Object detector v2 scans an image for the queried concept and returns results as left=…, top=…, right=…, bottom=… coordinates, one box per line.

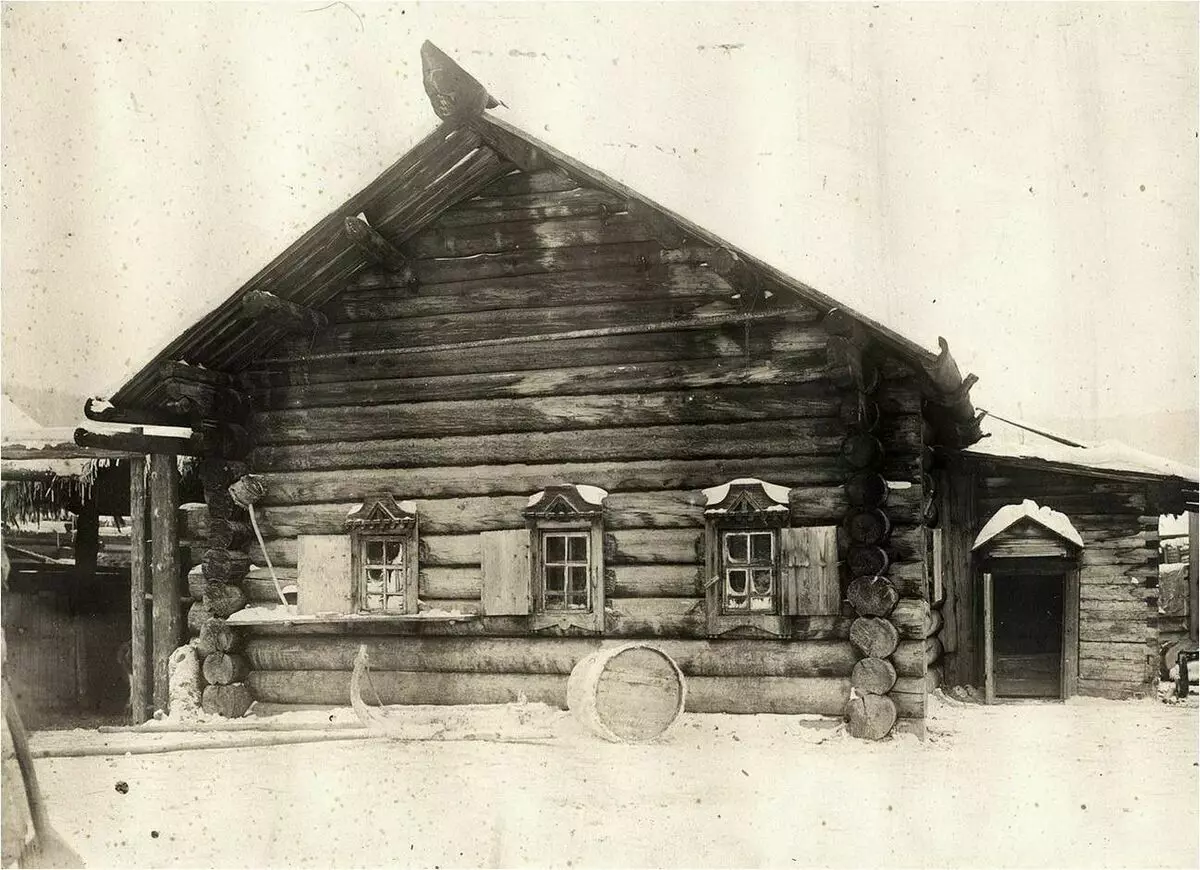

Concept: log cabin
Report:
left=77, top=43, right=1198, bottom=737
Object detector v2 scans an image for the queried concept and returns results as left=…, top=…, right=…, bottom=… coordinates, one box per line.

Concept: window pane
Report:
left=364, top=593, right=384, bottom=612
left=385, top=594, right=406, bottom=613
left=365, top=540, right=384, bottom=564
left=545, top=565, right=565, bottom=593
left=727, top=594, right=747, bottom=610
left=567, top=535, right=587, bottom=562
left=725, top=533, right=747, bottom=563
left=727, top=569, right=747, bottom=595
left=752, top=569, right=774, bottom=595
left=387, top=542, right=404, bottom=565
left=750, top=533, right=773, bottom=563
left=385, top=568, right=405, bottom=594
left=545, top=534, right=566, bottom=563
left=750, top=596, right=773, bottom=612
left=365, top=568, right=383, bottom=592
left=569, top=565, right=588, bottom=598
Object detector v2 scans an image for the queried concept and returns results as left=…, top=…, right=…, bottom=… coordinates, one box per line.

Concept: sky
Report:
left=2, top=3, right=1197, bottom=457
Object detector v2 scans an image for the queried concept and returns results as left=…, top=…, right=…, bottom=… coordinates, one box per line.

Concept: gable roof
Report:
left=973, top=499, right=1084, bottom=551
left=102, top=43, right=981, bottom=445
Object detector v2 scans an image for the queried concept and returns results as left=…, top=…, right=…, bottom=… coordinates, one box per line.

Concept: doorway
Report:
left=989, top=570, right=1064, bottom=698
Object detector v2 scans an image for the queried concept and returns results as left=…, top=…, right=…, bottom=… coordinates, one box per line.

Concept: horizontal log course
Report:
left=406, top=239, right=662, bottom=285
left=195, top=619, right=237, bottom=657
left=203, top=549, right=251, bottom=583
left=851, top=657, right=897, bottom=695
left=892, top=640, right=935, bottom=677
left=242, top=636, right=860, bottom=677
left=248, top=319, right=826, bottom=385
left=605, top=597, right=706, bottom=637
left=203, top=582, right=248, bottom=619
left=889, top=688, right=926, bottom=720
left=240, top=290, right=328, bottom=334
left=274, top=295, right=778, bottom=357
left=332, top=264, right=736, bottom=322
left=1080, top=601, right=1157, bottom=618
left=201, top=683, right=254, bottom=718
left=402, top=210, right=657, bottom=260
left=846, top=695, right=897, bottom=739
left=1078, top=641, right=1155, bottom=662
left=1078, top=658, right=1150, bottom=683
left=1080, top=584, right=1158, bottom=602
left=247, top=457, right=856, bottom=508
left=477, top=167, right=580, bottom=197
left=432, top=186, right=626, bottom=229
left=246, top=668, right=855, bottom=715
left=1079, top=618, right=1151, bottom=644
left=250, top=385, right=848, bottom=446
left=251, top=417, right=900, bottom=473
left=977, top=492, right=1148, bottom=517
left=248, top=351, right=837, bottom=412
left=1076, top=678, right=1150, bottom=700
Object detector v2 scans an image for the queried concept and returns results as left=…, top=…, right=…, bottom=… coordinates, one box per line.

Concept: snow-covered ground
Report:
left=29, top=693, right=1199, bottom=869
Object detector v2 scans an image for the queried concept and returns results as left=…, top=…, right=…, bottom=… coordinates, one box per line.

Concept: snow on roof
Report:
left=526, top=484, right=609, bottom=508
left=701, top=478, right=792, bottom=507
left=973, top=499, right=1084, bottom=550
left=967, top=417, right=1198, bottom=483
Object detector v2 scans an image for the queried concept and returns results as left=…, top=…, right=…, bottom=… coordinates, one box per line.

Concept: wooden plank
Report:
left=609, top=565, right=700, bottom=598
left=684, top=676, right=851, bottom=715
left=251, top=385, right=846, bottom=446
left=780, top=526, right=840, bottom=616
left=296, top=535, right=353, bottom=615
left=1076, top=677, right=1149, bottom=699
left=150, top=454, right=182, bottom=712
left=1078, top=641, right=1151, bottom=662
left=128, top=455, right=151, bottom=723
left=330, top=265, right=736, bottom=321
left=479, top=529, right=530, bottom=616
left=248, top=352, right=832, bottom=411
left=403, top=210, right=656, bottom=259
left=250, top=417, right=870, bottom=473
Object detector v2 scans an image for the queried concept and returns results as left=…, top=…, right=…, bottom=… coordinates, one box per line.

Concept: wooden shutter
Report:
left=780, top=526, right=841, bottom=616
left=480, top=529, right=531, bottom=616
left=297, top=535, right=353, bottom=615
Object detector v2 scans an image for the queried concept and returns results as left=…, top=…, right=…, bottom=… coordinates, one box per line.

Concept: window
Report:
left=541, top=531, right=590, bottom=610
left=345, top=494, right=418, bottom=615
left=702, top=478, right=842, bottom=637
left=722, top=529, right=777, bottom=613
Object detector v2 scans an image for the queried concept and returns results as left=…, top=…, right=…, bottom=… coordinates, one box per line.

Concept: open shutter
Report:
left=480, top=529, right=531, bottom=616
left=297, top=535, right=353, bottom=615
left=780, top=526, right=840, bottom=616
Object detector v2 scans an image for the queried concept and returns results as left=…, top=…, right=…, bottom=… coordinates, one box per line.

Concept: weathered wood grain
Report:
left=250, top=417, right=874, bottom=473
left=329, top=265, right=736, bottom=321
left=403, top=210, right=656, bottom=259
left=475, top=168, right=579, bottom=197
left=242, top=636, right=861, bottom=678
left=433, top=186, right=624, bottom=228
left=249, top=352, right=837, bottom=411
left=251, top=385, right=846, bottom=445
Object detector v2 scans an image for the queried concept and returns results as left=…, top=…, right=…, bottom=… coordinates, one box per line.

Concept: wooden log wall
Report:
left=222, top=167, right=931, bottom=716
left=964, top=459, right=1160, bottom=699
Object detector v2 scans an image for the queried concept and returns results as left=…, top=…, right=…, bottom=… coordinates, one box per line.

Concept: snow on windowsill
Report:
left=226, top=604, right=478, bottom=626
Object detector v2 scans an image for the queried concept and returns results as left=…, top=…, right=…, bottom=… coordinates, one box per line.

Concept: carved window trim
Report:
left=703, top=478, right=791, bottom=637
left=345, top=494, right=419, bottom=615
left=524, top=485, right=607, bottom=632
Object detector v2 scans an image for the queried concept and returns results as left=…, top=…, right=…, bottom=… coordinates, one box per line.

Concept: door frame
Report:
left=981, top=558, right=1079, bottom=703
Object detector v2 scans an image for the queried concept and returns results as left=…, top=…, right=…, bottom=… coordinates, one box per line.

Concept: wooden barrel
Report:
left=566, top=643, right=686, bottom=742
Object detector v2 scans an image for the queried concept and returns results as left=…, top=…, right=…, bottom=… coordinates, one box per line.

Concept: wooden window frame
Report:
left=719, top=529, right=780, bottom=615
left=345, top=494, right=419, bottom=616
left=703, top=479, right=791, bottom=638
left=524, top=485, right=606, bottom=633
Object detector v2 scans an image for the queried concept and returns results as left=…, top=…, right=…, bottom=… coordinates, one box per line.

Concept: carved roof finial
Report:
left=420, top=41, right=504, bottom=120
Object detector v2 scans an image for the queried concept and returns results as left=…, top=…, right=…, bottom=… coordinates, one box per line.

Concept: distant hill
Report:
left=1026, top=409, right=1198, bottom=468
left=1, top=381, right=90, bottom=428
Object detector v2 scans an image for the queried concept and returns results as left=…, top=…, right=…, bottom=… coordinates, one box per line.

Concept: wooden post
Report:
left=1189, top=510, right=1198, bottom=643
left=128, top=455, right=152, bottom=723
left=982, top=571, right=995, bottom=704
left=1062, top=566, right=1080, bottom=698
left=150, top=454, right=182, bottom=712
